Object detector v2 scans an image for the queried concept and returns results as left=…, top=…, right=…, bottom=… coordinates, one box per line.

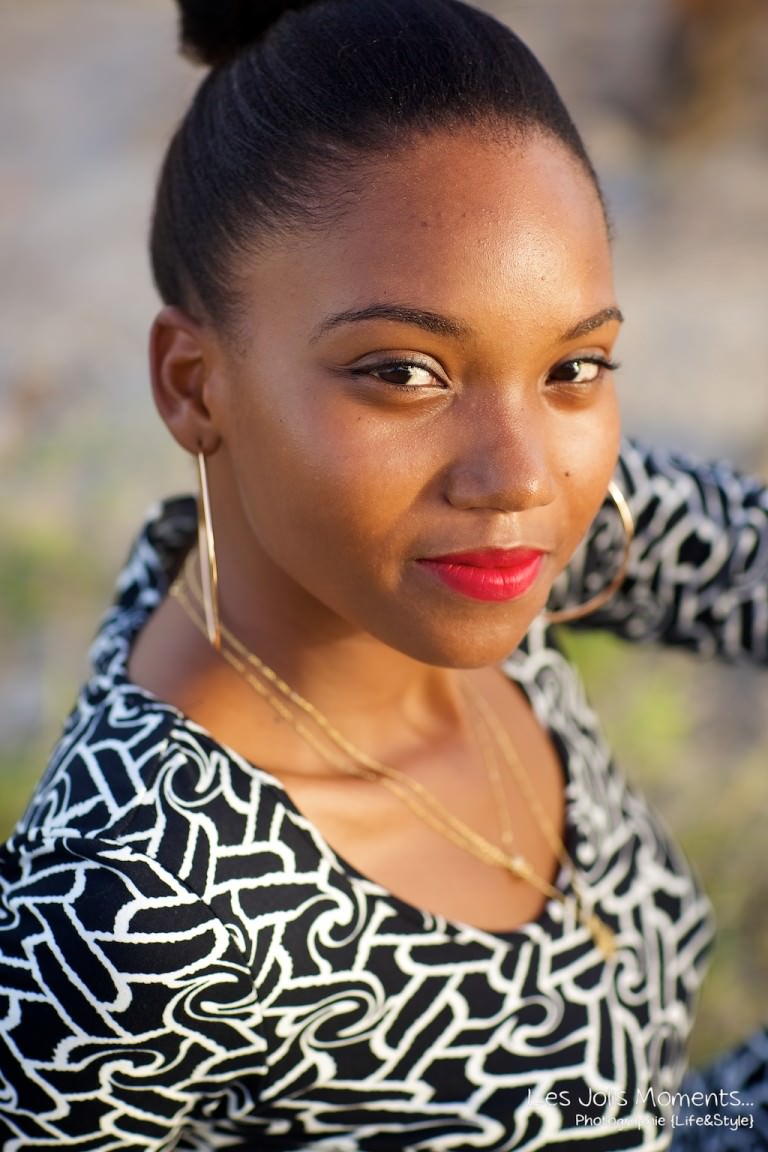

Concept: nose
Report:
left=444, top=392, right=556, bottom=513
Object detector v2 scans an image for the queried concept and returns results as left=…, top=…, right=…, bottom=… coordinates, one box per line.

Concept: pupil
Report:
left=382, top=366, right=414, bottom=385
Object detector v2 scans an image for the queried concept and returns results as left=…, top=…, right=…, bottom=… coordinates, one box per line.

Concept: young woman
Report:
left=0, top=1, right=765, bottom=1148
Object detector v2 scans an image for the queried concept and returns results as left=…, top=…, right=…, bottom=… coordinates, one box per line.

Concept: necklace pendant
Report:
left=585, top=912, right=616, bottom=960
left=508, top=853, right=531, bottom=879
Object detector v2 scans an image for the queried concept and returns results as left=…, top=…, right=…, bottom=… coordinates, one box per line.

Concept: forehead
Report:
left=242, top=129, right=613, bottom=339
left=347, top=128, right=603, bottom=230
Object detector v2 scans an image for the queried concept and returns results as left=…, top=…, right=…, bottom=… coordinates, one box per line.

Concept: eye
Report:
left=353, top=358, right=445, bottom=390
left=549, top=356, right=619, bottom=385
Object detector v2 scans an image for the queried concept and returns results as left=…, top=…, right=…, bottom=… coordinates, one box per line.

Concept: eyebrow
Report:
left=310, top=304, right=472, bottom=342
left=563, top=307, right=624, bottom=340
left=310, top=302, right=623, bottom=343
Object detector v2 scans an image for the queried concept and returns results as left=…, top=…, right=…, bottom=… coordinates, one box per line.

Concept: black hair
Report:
left=151, top=0, right=602, bottom=327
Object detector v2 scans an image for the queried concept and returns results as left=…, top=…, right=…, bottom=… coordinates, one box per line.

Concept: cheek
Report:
left=226, top=383, right=428, bottom=559
left=554, top=395, right=622, bottom=551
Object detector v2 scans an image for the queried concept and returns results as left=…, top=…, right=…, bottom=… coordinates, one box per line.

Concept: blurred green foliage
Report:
left=0, top=742, right=47, bottom=839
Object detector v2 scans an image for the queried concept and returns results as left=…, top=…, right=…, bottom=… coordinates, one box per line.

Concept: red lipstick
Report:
left=417, top=548, right=545, bottom=602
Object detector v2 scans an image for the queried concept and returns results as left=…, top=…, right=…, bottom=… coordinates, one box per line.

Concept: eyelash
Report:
left=352, top=358, right=444, bottom=390
left=548, top=356, right=620, bottom=386
left=352, top=355, right=620, bottom=391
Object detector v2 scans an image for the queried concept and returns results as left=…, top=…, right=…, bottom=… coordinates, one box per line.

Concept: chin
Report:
left=380, top=612, right=539, bottom=670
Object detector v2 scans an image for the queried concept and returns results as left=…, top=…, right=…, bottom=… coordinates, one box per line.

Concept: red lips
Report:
left=416, top=548, right=545, bottom=602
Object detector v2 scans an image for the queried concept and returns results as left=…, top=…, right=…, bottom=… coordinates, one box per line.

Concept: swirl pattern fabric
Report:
left=0, top=440, right=765, bottom=1150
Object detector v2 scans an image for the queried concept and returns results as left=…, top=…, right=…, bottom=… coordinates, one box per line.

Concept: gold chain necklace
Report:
left=170, top=562, right=616, bottom=959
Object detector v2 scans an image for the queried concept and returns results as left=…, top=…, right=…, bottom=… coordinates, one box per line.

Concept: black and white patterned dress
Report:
left=0, top=440, right=765, bottom=1150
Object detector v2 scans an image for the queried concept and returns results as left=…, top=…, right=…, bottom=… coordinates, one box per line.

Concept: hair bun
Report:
left=178, top=0, right=320, bottom=67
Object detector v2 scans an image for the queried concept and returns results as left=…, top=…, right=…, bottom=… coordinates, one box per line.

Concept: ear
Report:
left=149, top=306, right=223, bottom=455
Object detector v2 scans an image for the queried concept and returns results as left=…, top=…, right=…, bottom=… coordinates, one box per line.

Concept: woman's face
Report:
left=206, top=128, right=622, bottom=668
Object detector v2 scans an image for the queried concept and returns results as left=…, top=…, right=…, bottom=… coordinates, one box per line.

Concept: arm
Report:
left=553, top=438, right=768, bottom=662
left=0, top=834, right=264, bottom=1150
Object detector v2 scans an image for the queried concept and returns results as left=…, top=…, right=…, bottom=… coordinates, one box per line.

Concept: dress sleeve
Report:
left=0, top=833, right=265, bottom=1150
left=551, top=438, right=768, bottom=663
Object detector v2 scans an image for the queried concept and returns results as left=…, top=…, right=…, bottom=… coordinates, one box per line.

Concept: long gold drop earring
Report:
left=195, top=450, right=221, bottom=650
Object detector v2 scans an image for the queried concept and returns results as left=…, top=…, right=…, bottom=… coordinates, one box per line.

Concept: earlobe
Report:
left=149, top=305, right=222, bottom=454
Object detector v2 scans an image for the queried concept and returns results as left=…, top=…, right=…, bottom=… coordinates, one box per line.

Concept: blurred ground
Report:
left=0, top=0, right=766, bottom=1062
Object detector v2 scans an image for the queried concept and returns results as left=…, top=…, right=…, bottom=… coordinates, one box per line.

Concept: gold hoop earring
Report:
left=195, top=451, right=221, bottom=650
left=544, top=480, right=634, bottom=625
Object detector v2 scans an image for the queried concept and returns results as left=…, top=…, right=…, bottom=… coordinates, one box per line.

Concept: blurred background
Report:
left=0, top=0, right=766, bottom=1063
